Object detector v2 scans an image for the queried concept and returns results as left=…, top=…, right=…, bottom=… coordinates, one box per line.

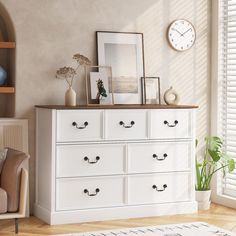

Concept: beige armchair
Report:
left=0, top=148, right=29, bottom=234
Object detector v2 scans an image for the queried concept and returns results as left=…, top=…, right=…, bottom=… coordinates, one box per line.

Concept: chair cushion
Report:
left=0, top=187, right=7, bottom=214
left=0, top=148, right=7, bottom=174
left=0, top=148, right=28, bottom=212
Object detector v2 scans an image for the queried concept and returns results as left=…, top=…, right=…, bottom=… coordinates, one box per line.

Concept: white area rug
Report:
left=56, top=222, right=236, bottom=236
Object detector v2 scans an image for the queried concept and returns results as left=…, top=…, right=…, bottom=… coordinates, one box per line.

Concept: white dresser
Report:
left=35, top=105, right=198, bottom=225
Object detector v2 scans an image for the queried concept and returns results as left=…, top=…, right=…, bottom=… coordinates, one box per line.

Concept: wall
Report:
left=0, top=0, right=211, bottom=211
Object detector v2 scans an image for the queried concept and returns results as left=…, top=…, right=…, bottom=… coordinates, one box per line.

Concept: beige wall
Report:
left=0, top=0, right=211, bottom=211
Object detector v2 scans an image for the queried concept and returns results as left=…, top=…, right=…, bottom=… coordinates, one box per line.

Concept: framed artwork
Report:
left=96, top=31, right=145, bottom=104
left=85, top=65, right=114, bottom=105
left=142, top=77, right=161, bottom=104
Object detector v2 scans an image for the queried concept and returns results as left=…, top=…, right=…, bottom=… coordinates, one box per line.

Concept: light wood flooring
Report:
left=0, top=204, right=236, bottom=235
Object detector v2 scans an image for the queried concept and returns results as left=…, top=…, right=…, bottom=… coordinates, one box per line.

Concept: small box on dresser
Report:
left=34, top=104, right=198, bottom=225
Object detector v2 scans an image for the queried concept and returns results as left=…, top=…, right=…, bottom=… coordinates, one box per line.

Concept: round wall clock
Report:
left=167, top=19, right=196, bottom=51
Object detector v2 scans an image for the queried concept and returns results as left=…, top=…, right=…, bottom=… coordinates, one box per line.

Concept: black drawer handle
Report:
left=119, top=121, right=135, bottom=128
left=72, top=121, right=88, bottom=129
left=153, top=153, right=168, bottom=161
left=152, top=184, right=167, bottom=192
left=84, top=156, right=100, bottom=164
left=164, top=120, right=178, bottom=127
left=84, top=188, right=100, bottom=196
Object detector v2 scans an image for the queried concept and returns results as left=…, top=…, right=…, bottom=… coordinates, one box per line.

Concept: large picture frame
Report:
left=96, top=31, right=145, bottom=104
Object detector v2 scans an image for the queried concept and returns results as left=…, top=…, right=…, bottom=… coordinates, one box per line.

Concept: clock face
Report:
left=167, top=20, right=196, bottom=51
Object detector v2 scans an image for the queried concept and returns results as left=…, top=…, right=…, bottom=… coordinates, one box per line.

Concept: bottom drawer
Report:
left=128, top=173, right=191, bottom=204
left=56, top=176, right=124, bottom=211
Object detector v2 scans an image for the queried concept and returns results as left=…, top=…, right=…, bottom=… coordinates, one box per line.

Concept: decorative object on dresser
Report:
left=85, top=65, right=114, bottom=105
left=195, top=137, right=235, bottom=210
left=141, top=77, right=160, bottom=105
left=163, top=86, right=180, bottom=105
left=55, top=53, right=91, bottom=106
left=167, top=19, right=196, bottom=51
left=35, top=104, right=198, bottom=225
left=96, top=31, right=145, bottom=104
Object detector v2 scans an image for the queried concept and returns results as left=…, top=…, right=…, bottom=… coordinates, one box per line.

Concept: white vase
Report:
left=164, top=86, right=180, bottom=105
left=65, top=87, right=76, bottom=106
left=195, top=190, right=211, bottom=210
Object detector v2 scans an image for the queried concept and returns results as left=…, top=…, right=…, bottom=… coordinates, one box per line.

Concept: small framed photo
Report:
left=85, top=65, right=114, bottom=105
left=142, top=77, right=161, bottom=104
left=96, top=31, right=145, bottom=104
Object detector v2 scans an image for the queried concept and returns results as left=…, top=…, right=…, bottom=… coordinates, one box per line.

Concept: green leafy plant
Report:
left=195, top=136, right=235, bottom=191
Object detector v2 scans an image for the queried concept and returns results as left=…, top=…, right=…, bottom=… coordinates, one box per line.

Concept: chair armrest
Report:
left=18, top=168, right=28, bottom=216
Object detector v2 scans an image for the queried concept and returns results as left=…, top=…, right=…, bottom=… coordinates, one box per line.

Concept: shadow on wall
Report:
left=6, top=0, right=210, bottom=212
left=120, top=0, right=210, bottom=151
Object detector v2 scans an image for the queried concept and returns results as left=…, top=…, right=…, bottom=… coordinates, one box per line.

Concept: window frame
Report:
left=211, top=0, right=236, bottom=208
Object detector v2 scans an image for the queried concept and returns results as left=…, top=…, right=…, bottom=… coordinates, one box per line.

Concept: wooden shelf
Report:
left=0, top=87, right=15, bottom=94
left=0, top=42, right=16, bottom=49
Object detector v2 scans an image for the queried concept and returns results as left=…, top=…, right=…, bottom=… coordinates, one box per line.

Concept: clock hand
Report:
left=182, top=28, right=191, bottom=36
left=173, top=29, right=183, bottom=36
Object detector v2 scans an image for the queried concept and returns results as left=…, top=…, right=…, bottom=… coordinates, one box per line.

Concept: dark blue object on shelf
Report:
left=0, top=66, right=7, bottom=86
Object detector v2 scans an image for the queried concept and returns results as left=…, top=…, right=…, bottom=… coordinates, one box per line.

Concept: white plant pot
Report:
left=195, top=190, right=211, bottom=210
left=65, top=87, right=76, bottom=106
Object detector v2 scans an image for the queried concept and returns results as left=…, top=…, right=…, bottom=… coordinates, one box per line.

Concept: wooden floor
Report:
left=0, top=204, right=236, bottom=235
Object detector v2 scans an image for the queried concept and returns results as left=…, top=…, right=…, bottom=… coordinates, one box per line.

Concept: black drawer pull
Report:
left=153, top=153, right=168, bottom=161
left=72, top=121, right=88, bottom=129
left=152, top=184, right=167, bottom=192
left=84, top=188, right=100, bottom=196
left=163, top=120, right=178, bottom=127
left=84, top=156, right=100, bottom=164
left=119, top=120, right=135, bottom=128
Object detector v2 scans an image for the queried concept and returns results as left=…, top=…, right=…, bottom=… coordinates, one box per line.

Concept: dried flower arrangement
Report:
left=56, top=53, right=91, bottom=88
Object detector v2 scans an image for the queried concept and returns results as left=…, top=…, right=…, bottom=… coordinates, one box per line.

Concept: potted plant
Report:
left=195, top=136, right=235, bottom=210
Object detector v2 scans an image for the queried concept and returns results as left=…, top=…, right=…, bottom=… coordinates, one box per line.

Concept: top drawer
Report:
left=56, top=110, right=103, bottom=142
left=105, top=110, right=148, bottom=140
left=150, top=110, right=192, bottom=139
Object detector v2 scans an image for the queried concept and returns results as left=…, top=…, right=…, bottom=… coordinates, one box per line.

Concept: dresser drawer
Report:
left=56, top=176, right=124, bottom=211
left=105, top=110, right=148, bottom=140
left=128, top=173, right=191, bottom=204
left=56, top=110, right=103, bottom=142
left=56, top=144, right=125, bottom=177
left=150, top=110, right=192, bottom=139
left=128, top=142, right=191, bottom=173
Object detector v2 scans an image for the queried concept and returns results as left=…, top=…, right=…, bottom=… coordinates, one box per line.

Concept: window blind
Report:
left=221, top=0, right=236, bottom=198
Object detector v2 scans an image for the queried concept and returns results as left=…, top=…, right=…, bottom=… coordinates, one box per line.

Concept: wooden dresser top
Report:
left=35, top=104, right=198, bottom=110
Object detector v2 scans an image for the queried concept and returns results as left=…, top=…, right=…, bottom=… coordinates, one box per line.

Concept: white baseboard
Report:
left=34, top=201, right=198, bottom=225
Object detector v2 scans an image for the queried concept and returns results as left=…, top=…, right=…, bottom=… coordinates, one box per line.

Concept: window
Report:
left=217, top=0, right=236, bottom=201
